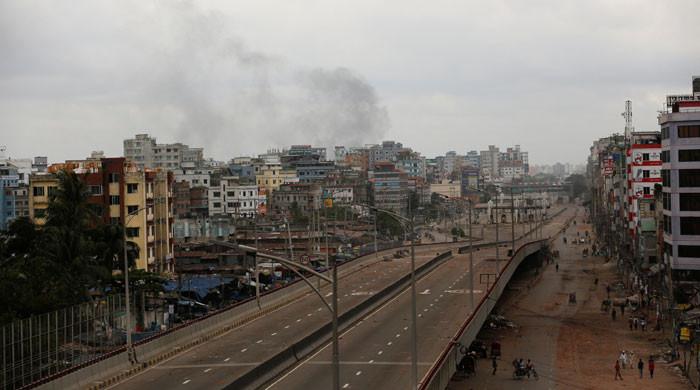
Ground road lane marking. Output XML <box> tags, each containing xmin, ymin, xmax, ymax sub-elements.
<box><xmin>183</xmin><ymin>379</ymin><xmax>191</xmax><ymax>384</ymax></box>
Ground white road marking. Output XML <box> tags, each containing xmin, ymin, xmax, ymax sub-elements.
<box><xmin>240</xmin><ymin>348</ymin><xmax>247</xmax><ymax>353</ymax></box>
<box><xmin>183</xmin><ymin>379</ymin><xmax>191</xmax><ymax>384</ymax></box>
<box><xmin>203</xmin><ymin>368</ymin><xmax>212</xmax><ymax>373</ymax></box>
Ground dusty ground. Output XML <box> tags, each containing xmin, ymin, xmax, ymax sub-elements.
<box><xmin>450</xmin><ymin>210</ymin><xmax>691</xmax><ymax>389</ymax></box>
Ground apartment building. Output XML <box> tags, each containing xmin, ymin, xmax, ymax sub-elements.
<box><xmin>0</xmin><ymin>164</ymin><xmax>21</xmax><ymax>229</ymax></box>
<box><xmin>209</xmin><ymin>176</ymin><xmax>263</xmax><ymax>218</ymax></box>
<box><xmin>255</xmin><ymin>164</ymin><xmax>298</xmax><ymax>192</ymax></box>
<box><xmin>369</xmin><ymin>162</ymin><xmax>408</xmax><ymax>216</ymax></box>
<box><xmin>124</xmin><ymin>133</ymin><xmax>204</xmax><ymax>170</ymax></box>
<box><xmin>270</xmin><ymin>183</ymin><xmax>322</xmax><ymax>216</ymax></box>
<box><xmin>661</xmin><ymin>77</ymin><xmax>700</xmax><ymax>280</ymax></box>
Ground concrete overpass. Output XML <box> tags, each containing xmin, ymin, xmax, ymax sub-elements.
<box><xmin>37</xmin><ymin>207</ymin><xmax>573</xmax><ymax>390</ymax></box>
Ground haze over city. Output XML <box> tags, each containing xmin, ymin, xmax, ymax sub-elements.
<box><xmin>3</xmin><ymin>2</ymin><xmax>700</xmax><ymax>390</ymax></box>
<box><xmin>2</xmin><ymin>1</ymin><xmax>700</xmax><ymax>164</ymax></box>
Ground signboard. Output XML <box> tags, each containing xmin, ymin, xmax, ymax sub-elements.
<box><xmin>603</xmin><ymin>157</ymin><xmax>614</xmax><ymax>176</ymax></box>
<box><xmin>680</xmin><ymin>326</ymin><xmax>692</xmax><ymax>344</ymax></box>
<box><xmin>667</xmin><ymin>94</ymin><xmax>700</xmax><ymax>107</ymax></box>
<box><xmin>324</xmin><ymin>198</ymin><xmax>333</xmax><ymax>208</ymax></box>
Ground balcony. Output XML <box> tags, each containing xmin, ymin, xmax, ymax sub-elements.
<box><xmin>146</xmin><ymin>192</ymin><xmax>154</xmax><ymax>199</ymax></box>
<box><xmin>148</xmin><ymin>235</ymin><xmax>155</xmax><ymax>243</ymax></box>
<box><xmin>147</xmin><ymin>213</ymin><xmax>154</xmax><ymax>221</ymax></box>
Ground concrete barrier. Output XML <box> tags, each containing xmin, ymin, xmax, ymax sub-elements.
<box><xmin>419</xmin><ymin>209</ymin><xmax>574</xmax><ymax>390</ymax></box>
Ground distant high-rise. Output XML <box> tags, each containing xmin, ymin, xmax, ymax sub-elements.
<box><xmin>123</xmin><ymin>133</ymin><xmax>204</xmax><ymax>170</ymax></box>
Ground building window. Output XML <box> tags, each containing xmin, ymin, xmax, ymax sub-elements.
<box><xmin>643</xmin><ymin>187</ymin><xmax>650</xmax><ymax>195</ymax></box>
<box><xmin>661</xmin><ymin>127</ymin><xmax>669</xmax><ymax>140</ymax></box>
<box><xmin>642</xmin><ymin>170</ymin><xmax>650</xmax><ymax>178</ymax></box>
<box><xmin>679</xmin><ymin>169</ymin><xmax>700</xmax><ymax>187</ymax></box>
<box><xmin>126</xmin><ymin>227</ymin><xmax>140</xmax><ymax>238</ymax></box>
<box><xmin>109</xmin><ymin>195</ymin><xmax>120</xmax><ymax>205</ymax></box>
<box><xmin>661</xmin><ymin>150</ymin><xmax>670</xmax><ymax>163</ymax></box>
<box><xmin>662</xmin><ymin>169</ymin><xmax>670</xmax><ymax>187</ymax></box>
<box><xmin>213</xmin><ymin>202</ymin><xmax>221</xmax><ymax>208</ymax></box>
<box><xmin>680</xmin><ymin>193</ymin><xmax>700</xmax><ymax>211</ymax></box>
<box><xmin>47</xmin><ymin>186</ymin><xmax>57</xmax><ymax>197</ymax></box>
<box><xmin>663</xmin><ymin>192</ymin><xmax>671</xmax><ymax>210</ymax></box>
<box><xmin>108</xmin><ymin>173</ymin><xmax>120</xmax><ymax>183</ymax></box>
<box><xmin>127</xmin><ymin>183</ymin><xmax>139</xmax><ymax>193</ymax></box>
<box><xmin>678</xmin><ymin>245</ymin><xmax>700</xmax><ymax>257</ymax></box>
<box><xmin>678</xmin><ymin>149</ymin><xmax>700</xmax><ymax>162</ymax></box>
<box><xmin>90</xmin><ymin>204</ymin><xmax>104</xmax><ymax>217</ymax></box>
<box><xmin>678</xmin><ymin>125</ymin><xmax>700</xmax><ymax>138</ymax></box>
<box><xmin>88</xmin><ymin>185</ymin><xmax>103</xmax><ymax>195</ymax></box>
<box><xmin>110</xmin><ymin>217</ymin><xmax>120</xmax><ymax>225</ymax></box>
<box><xmin>681</xmin><ymin>217</ymin><xmax>700</xmax><ymax>235</ymax></box>
<box><xmin>127</xmin><ymin>205</ymin><xmax>139</xmax><ymax>214</ymax></box>
<box><xmin>33</xmin><ymin>186</ymin><xmax>45</xmax><ymax>197</ymax></box>
<box><xmin>34</xmin><ymin>209</ymin><xmax>46</xmax><ymax>218</ymax></box>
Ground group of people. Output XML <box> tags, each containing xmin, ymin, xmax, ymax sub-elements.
<box><xmin>615</xmin><ymin>355</ymin><xmax>655</xmax><ymax>380</ymax></box>
<box><xmin>511</xmin><ymin>358</ymin><xmax>538</xmax><ymax>379</ymax></box>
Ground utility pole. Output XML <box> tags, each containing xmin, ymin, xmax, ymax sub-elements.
<box><xmin>510</xmin><ymin>188</ymin><xmax>515</xmax><ymax>254</ymax></box>
<box><xmin>254</xmin><ymin>215</ymin><xmax>260</xmax><ymax>309</ymax></box>
<box><xmin>410</xmin><ymin>219</ymin><xmax>418</xmax><ymax>390</ymax></box>
<box><xmin>332</xmin><ymin>252</ymin><xmax>339</xmax><ymax>390</ymax></box>
<box><xmin>495</xmin><ymin>197</ymin><xmax>500</xmax><ymax>275</ymax></box>
<box><xmin>468</xmin><ymin>200</ymin><xmax>474</xmax><ymax>309</ymax></box>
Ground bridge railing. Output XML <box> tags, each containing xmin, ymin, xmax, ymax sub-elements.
<box><xmin>419</xmin><ymin>210</ymin><xmax>574</xmax><ymax>390</ymax></box>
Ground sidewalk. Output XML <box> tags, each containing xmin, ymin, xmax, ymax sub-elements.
<box><xmin>450</xmin><ymin>216</ymin><xmax>691</xmax><ymax>389</ymax></box>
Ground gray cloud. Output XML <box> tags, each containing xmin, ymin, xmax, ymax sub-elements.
<box><xmin>1</xmin><ymin>0</ymin><xmax>699</xmax><ymax>164</ymax></box>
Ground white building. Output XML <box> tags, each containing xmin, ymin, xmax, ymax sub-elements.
<box><xmin>123</xmin><ymin>133</ymin><xmax>204</xmax><ymax>170</ymax></box>
<box><xmin>209</xmin><ymin>177</ymin><xmax>263</xmax><ymax>218</ymax></box>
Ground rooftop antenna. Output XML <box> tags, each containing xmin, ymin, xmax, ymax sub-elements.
<box><xmin>622</xmin><ymin>100</ymin><xmax>634</xmax><ymax>140</ymax></box>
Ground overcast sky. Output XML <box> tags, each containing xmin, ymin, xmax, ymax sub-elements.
<box><xmin>1</xmin><ymin>1</ymin><xmax>699</xmax><ymax>165</ymax></box>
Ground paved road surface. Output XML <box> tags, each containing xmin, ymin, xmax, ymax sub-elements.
<box><xmin>107</xmin><ymin>207</ymin><xmax>565</xmax><ymax>390</ymax></box>
<box><xmin>265</xmin><ymin>208</ymin><xmax>574</xmax><ymax>390</ymax></box>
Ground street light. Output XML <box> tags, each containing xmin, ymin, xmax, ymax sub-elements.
<box><xmin>122</xmin><ymin>203</ymin><xmax>156</xmax><ymax>364</ymax></box>
<box><xmin>357</xmin><ymin>203</ymin><xmax>418</xmax><ymax>390</ymax></box>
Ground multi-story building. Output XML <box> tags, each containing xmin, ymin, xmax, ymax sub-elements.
<box><xmin>369</xmin><ymin>162</ymin><xmax>408</xmax><ymax>216</ymax></box>
<box><xmin>270</xmin><ymin>183</ymin><xmax>322</xmax><ymax>216</ymax></box>
<box><xmin>285</xmin><ymin>145</ymin><xmax>327</xmax><ymax>161</ymax></box>
<box><xmin>499</xmin><ymin>160</ymin><xmax>525</xmax><ymax>182</ymax></box>
<box><xmin>480</xmin><ymin>145</ymin><xmax>500</xmax><ymax>182</ymax></box>
<box><xmin>395</xmin><ymin>150</ymin><xmax>426</xmax><ymax>179</ymax></box>
<box><xmin>28</xmin><ymin>158</ymin><xmax>174</xmax><ymax>272</ymax></box>
<box><xmin>460</xmin><ymin>167</ymin><xmax>480</xmax><ymax>195</ymax></box>
<box><xmin>123</xmin><ymin>133</ymin><xmax>204</xmax><ymax>170</ymax></box>
<box><xmin>661</xmin><ymin>77</ymin><xmax>700</xmax><ymax>283</ymax></box>
<box><xmin>430</xmin><ymin>180</ymin><xmax>461</xmax><ymax>198</ymax></box>
<box><xmin>255</xmin><ymin>164</ymin><xmax>298</xmax><ymax>192</ymax></box>
<box><xmin>500</xmin><ymin>145</ymin><xmax>529</xmax><ymax>175</ymax></box>
<box><xmin>368</xmin><ymin>141</ymin><xmax>407</xmax><ymax>168</ymax></box>
<box><xmin>0</xmin><ymin>164</ymin><xmax>21</xmax><ymax>229</ymax></box>
<box><xmin>464</xmin><ymin>151</ymin><xmax>481</xmax><ymax>169</ymax></box>
<box><xmin>322</xmin><ymin>186</ymin><xmax>354</xmax><ymax>205</ymax></box>
<box><xmin>209</xmin><ymin>176</ymin><xmax>263</xmax><ymax>218</ymax></box>
<box><xmin>294</xmin><ymin>160</ymin><xmax>336</xmax><ymax>183</ymax></box>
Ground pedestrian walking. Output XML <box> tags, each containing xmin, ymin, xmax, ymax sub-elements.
<box><xmin>637</xmin><ymin>358</ymin><xmax>644</xmax><ymax>378</ymax></box>
<box><xmin>628</xmin><ymin>317</ymin><xmax>633</xmax><ymax>331</ymax></box>
<box><xmin>612</xmin><ymin>308</ymin><xmax>617</xmax><ymax>321</ymax></box>
<box><xmin>641</xmin><ymin>318</ymin><xmax>646</xmax><ymax>332</ymax></box>
<box><xmin>620</xmin><ymin>304</ymin><xmax>625</xmax><ymax>316</ymax></box>
<box><xmin>556</xmin><ymin>263</ymin><xmax>559</xmax><ymax>272</ymax></box>
<box><xmin>634</xmin><ymin>318</ymin><xmax>638</xmax><ymax>330</ymax></box>
<box><xmin>648</xmin><ymin>357</ymin><xmax>655</xmax><ymax>378</ymax></box>
<box><xmin>492</xmin><ymin>356</ymin><xmax>497</xmax><ymax>375</ymax></box>
<box><xmin>606</xmin><ymin>284</ymin><xmax>611</xmax><ymax>298</ymax></box>
<box><xmin>615</xmin><ymin>360</ymin><xmax>623</xmax><ymax>380</ymax></box>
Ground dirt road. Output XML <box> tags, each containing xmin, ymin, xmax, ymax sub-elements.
<box><xmin>450</xmin><ymin>213</ymin><xmax>690</xmax><ymax>389</ymax></box>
